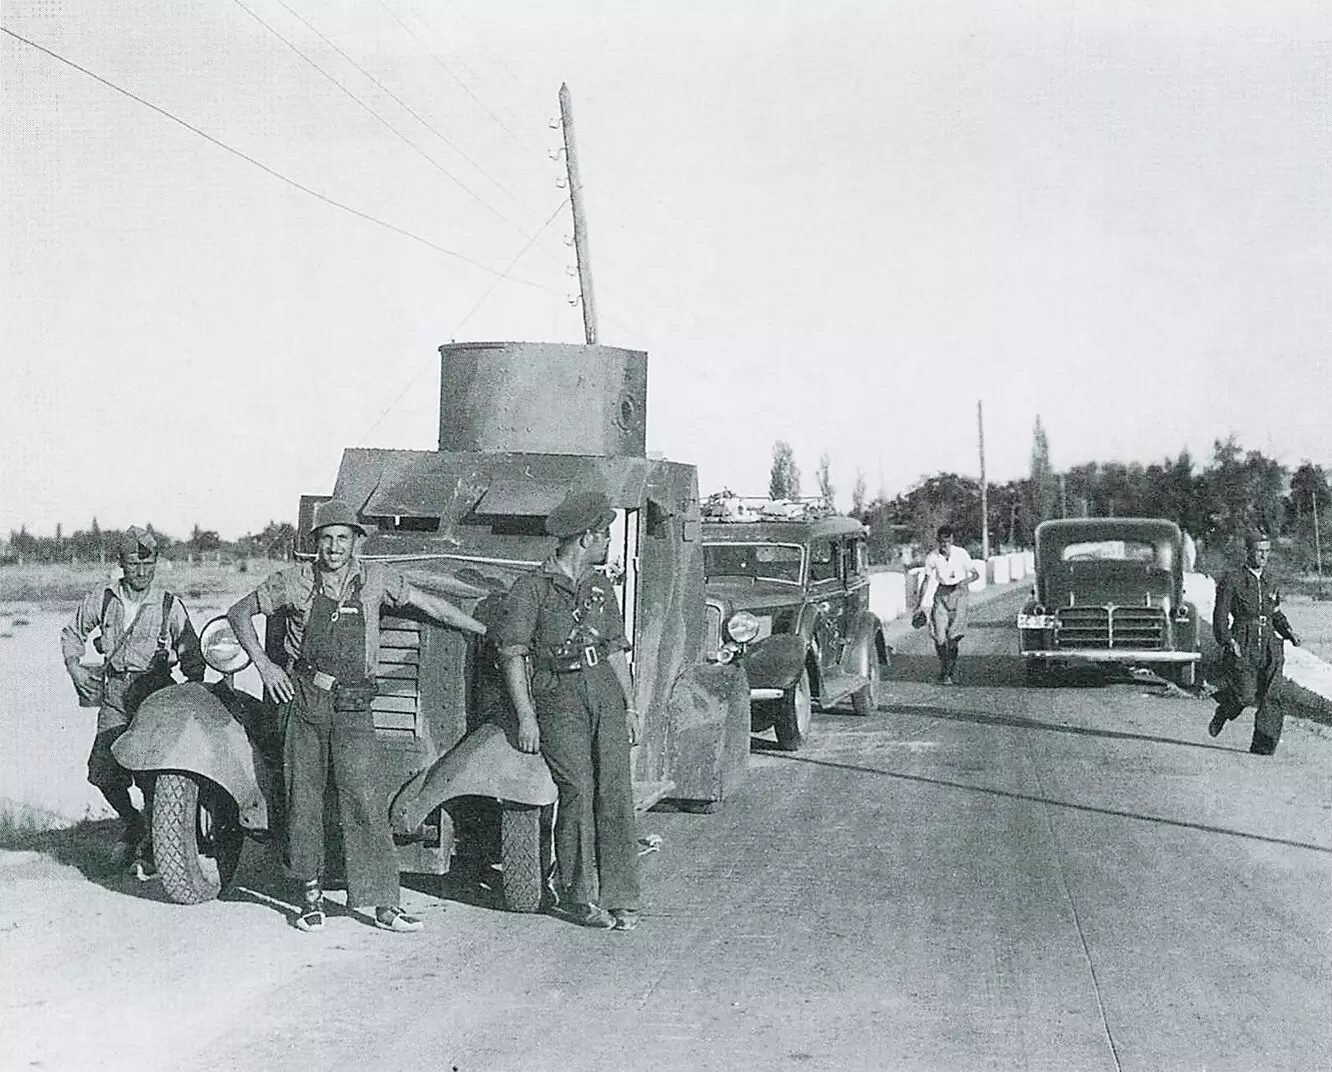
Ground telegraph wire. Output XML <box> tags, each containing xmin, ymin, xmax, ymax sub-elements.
<box><xmin>0</xmin><ymin>25</ymin><xmax>560</xmax><ymax>292</ymax></box>
<box><xmin>262</xmin><ymin>0</ymin><xmax>538</xmax><ymax>221</ymax></box>
<box><xmin>353</xmin><ymin>196</ymin><xmax>572</xmax><ymax>451</ymax></box>
<box><xmin>229</xmin><ymin>0</ymin><xmax>534</xmax><ymax>238</ymax></box>
<box><xmin>377</xmin><ymin>0</ymin><xmax>531</xmax><ymax>149</ymax></box>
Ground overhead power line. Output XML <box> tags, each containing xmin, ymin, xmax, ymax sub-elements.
<box><xmin>1</xmin><ymin>25</ymin><xmax>560</xmax><ymax>293</ymax></box>
<box><xmin>229</xmin><ymin>0</ymin><xmax>533</xmax><ymax>238</ymax></box>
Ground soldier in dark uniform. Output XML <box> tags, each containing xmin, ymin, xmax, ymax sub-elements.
<box><xmin>496</xmin><ymin>490</ymin><xmax>641</xmax><ymax>932</ymax></box>
<box><xmin>1208</xmin><ymin>530</ymin><xmax>1303</xmax><ymax>754</ymax></box>
<box><xmin>227</xmin><ymin>500</ymin><xmax>488</xmax><ymax>932</ymax></box>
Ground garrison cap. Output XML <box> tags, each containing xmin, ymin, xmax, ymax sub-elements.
<box><xmin>310</xmin><ymin>499</ymin><xmax>366</xmax><ymax>536</ymax></box>
<box><xmin>1244</xmin><ymin>528</ymin><xmax>1271</xmax><ymax>551</ymax></box>
<box><xmin>546</xmin><ymin>491</ymin><xmax>615</xmax><ymax>538</ymax></box>
<box><xmin>118</xmin><ymin>526</ymin><xmax>158</xmax><ymax>561</ymax></box>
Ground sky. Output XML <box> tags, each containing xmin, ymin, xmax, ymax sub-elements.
<box><xmin>2</xmin><ymin>0</ymin><xmax>1329</xmax><ymax>540</ymax></box>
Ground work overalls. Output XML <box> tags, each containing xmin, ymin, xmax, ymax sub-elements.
<box><xmin>282</xmin><ymin>576</ymin><xmax>399</xmax><ymax>908</ymax></box>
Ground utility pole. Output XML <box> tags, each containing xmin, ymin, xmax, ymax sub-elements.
<box><xmin>1314</xmin><ymin>490</ymin><xmax>1325</xmax><ymax>598</ymax></box>
<box><xmin>559</xmin><ymin>83</ymin><xmax>597</xmax><ymax>345</ymax></box>
<box><xmin>977</xmin><ymin>400</ymin><xmax>989</xmax><ymax>559</ymax></box>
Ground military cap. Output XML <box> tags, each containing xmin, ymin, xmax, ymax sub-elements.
<box><xmin>546</xmin><ymin>491</ymin><xmax>615</xmax><ymax>538</ymax></box>
<box><xmin>310</xmin><ymin>499</ymin><xmax>366</xmax><ymax>535</ymax></box>
<box><xmin>1243</xmin><ymin>528</ymin><xmax>1271</xmax><ymax>551</ymax></box>
<box><xmin>118</xmin><ymin>526</ymin><xmax>158</xmax><ymax>561</ymax></box>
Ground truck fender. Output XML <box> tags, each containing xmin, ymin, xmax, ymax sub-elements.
<box><xmin>839</xmin><ymin>610</ymin><xmax>885</xmax><ymax>678</ymax></box>
<box><xmin>741</xmin><ymin>634</ymin><xmax>809</xmax><ymax>692</ymax></box>
<box><xmin>111</xmin><ymin>682</ymin><xmax>268</xmax><ymax>829</ymax></box>
<box><xmin>390</xmin><ymin>722</ymin><xmax>557</xmax><ymax>836</ymax></box>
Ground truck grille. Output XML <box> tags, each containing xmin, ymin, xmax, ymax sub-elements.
<box><xmin>375</xmin><ymin>615</ymin><xmax>420</xmax><ymax>737</ymax></box>
<box><xmin>1055</xmin><ymin>606</ymin><xmax>1166</xmax><ymax>650</ymax></box>
<box><xmin>705</xmin><ymin>601</ymin><xmax>723</xmax><ymax>653</ymax></box>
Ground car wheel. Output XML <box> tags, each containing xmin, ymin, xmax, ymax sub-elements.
<box><xmin>499</xmin><ymin>802</ymin><xmax>548</xmax><ymax>913</ymax></box>
<box><xmin>153</xmin><ymin>772</ymin><xmax>243</xmax><ymax>905</ymax></box>
<box><xmin>773</xmin><ymin>669</ymin><xmax>813</xmax><ymax>751</ymax></box>
<box><xmin>851</xmin><ymin>647</ymin><xmax>881</xmax><ymax>715</ymax></box>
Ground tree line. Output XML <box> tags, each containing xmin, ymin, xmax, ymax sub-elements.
<box><xmin>766</xmin><ymin>427</ymin><xmax>1330</xmax><ymax>571</ymax></box>
<box><xmin>2</xmin><ymin>519</ymin><xmax>297</xmax><ymax>566</ymax></box>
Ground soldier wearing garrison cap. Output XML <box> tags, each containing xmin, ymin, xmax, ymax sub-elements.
<box><xmin>1209</xmin><ymin>528</ymin><xmax>1303</xmax><ymax>753</ymax></box>
<box><xmin>61</xmin><ymin>525</ymin><xmax>205</xmax><ymax>875</ymax></box>
<box><xmin>227</xmin><ymin>498</ymin><xmax>487</xmax><ymax>933</ymax></box>
<box><xmin>496</xmin><ymin>489</ymin><xmax>642</xmax><ymax>931</ymax></box>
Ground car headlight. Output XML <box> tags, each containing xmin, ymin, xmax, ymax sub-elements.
<box><xmin>726</xmin><ymin>611</ymin><xmax>761</xmax><ymax>644</ymax></box>
<box><xmin>200</xmin><ymin>615</ymin><xmax>252</xmax><ymax>675</ymax></box>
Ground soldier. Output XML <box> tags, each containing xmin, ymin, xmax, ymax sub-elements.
<box><xmin>496</xmin><ymin>490</ymin><xmax>641</xmax><ymax>932</ymax></box>
<box><xmin>913</xmin><ymin>524</ymin><xmax>981</xmax><ymax>685</ymax></box>
<box><xmin>1209</xmin><ymin>530</ymin><xmax>1302</xmax><ymax>754</ymax></box>
<box><xmin>226</xmin><ymin>500</ymin><xmax>487</xmax><ymax>933</ymax></box>
<box><xmin>61</xmin><ymin>526</ymin><xmax>205</xmax><ymax>875</ymax></box>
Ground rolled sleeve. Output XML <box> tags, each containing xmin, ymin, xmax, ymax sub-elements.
<box><xmin>496</xmin><ymin>574</ymin><xmax>541</xmax><ymax>658</ymax></box>
<box><xmin>255</xmin><ymin>567</ymin><xmax>298</xmax><ymax>617</ymax></box>
<box><xmin>61</xmin><ymin>588</ymin><xmax>104</xmax><ymax>665</ymax></box>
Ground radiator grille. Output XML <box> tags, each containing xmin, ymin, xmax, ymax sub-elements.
<box><xmin>705</xmin><ymin>601</ymin><xmax>723</xmax><ymax>654</ymax></box>
<box><xmin>374</xmin><ymin>615</ymin><xmax>420</xmax><ymax>737</ymax></box>
<box><xmin>1055</xmin><ymin>606</ymin><xmax>1166</xmax><ymax>650</ymax></box>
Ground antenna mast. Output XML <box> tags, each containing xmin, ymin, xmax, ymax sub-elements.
<box><xmin>560</xmin><ymin>83</ymin><xmax>598</xmax><ymax>344</ymax></box>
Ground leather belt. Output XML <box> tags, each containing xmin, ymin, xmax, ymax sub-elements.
<box><xmin>294</xmin><ymin>664</ymin><xmax>338</xmax><ymax>691</ymax></box>
<box><xmin>536</xmin><ymin>646</ymin><xmax>607</xmax><ymax>674</ymax></box>
<box><xmin>1236</xmin><ymin>615</ymin><xmax>1270</xmax><ymax>626</ymax></box>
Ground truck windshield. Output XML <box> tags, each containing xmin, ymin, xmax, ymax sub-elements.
<box><xmin>703</xmin><ymin>543</ymin><xmax>804</xmax><ymax>584</ymax></box>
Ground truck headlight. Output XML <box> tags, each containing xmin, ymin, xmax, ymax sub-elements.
<box><xmin>726</xmin><ymin>611</ymin><xmax>761</xmax><ymax>644</ymax></box>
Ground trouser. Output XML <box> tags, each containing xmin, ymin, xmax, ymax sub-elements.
<box><xmin>930</xmin><ymin>584</ymin><xmax>969</xmax><ymax>675</ymax></box>
<box><xmin>88</xmin><ymin>676</ymin><xmax>154</xmax><ymax>835</ymax></box>
<box><xmin>534</xmin><ymin>665</ymin><xmax>640</xmax><ymax>911</ymax></box>
<box><xmin>1214</xmin><ymin>643</ymin><xmax>1285</xmax><ymax>749</ymax></box>
<box><xmin>282</xmin><ymin>676</ymin><xmax>399</xmax><ymax>908</ymax></box>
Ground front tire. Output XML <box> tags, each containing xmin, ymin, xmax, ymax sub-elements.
<box><xmin>773</xmin><ymin>669</ymin><xmax>813</xmax><ymax>751</ymax></box>
<box><xmin>851</xmin><ymin>645</ymin><xmax>882</xmax><ymax>715</ymax></box>
<box><xmin>499</xmin><ymin>803</ymin><xmax>546</xmax><ymax>913</ymax></box>
<box><xmin>153</xmin><ymin>773</ymin><xmax>243</xmax><ymax>905</ymax></box>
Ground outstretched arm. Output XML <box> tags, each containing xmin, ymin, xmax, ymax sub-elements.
<box><xmin>405</xmin><ymin>586</ymin><xmax>487</xmax><ymax>636</ymax></box>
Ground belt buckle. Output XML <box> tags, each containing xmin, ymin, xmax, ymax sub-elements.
<box><xmin>311</xmin><ymin>670</ymin><xmax>336</xmax><ymax>691</ymax></box>
<box><xmin>583</xmin><ymin>645</ymin><xmax>600</xmax><ymax>668</ymax></box>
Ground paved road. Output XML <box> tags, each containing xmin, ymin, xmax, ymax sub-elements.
<box><xmin>8</xmin><ymin>586</ymin><xmax>1330</xmax><ymax>1072</ymax></box>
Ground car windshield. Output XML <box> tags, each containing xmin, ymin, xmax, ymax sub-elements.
<box><xmin>703</xmin><ymin>542</ymin><xmax>804</xmax><ymax>584</ymax></box>
<box><xmin>1060</xmin><ymin>539</ymin><xmax>1161</xmax><ymax>565</ymax></box>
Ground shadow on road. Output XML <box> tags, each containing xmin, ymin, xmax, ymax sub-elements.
<box><xmin>889</xmin><ymin>653</ymin><xmax>1143</xmax><ymax>689</ymax></box>
<box><xmin>767</xmin><ymin>751</ymin><xmax>1332</xmax><ymax>855</ymax></box>
<box><xmin>886</xmin><ymin>702</ymin><xmax>1233</xmax><ymax>754</ymax></box>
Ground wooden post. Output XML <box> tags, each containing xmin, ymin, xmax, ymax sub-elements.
<box><xmin>559</xmin><ymin>83</ymin><xmax>597</xmax><ymax>345</ymax></box>
<box><xmin>1314</xmin><ymin>490</ymin><xmax>1325</xmax><ymax>597</ymax></box>
<box><xmin>978</xmin><ymin>400</ymin><xmax>989</xmax><ymax>559</ymax></box>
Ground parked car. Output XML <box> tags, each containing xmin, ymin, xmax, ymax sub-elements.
<box><xmin>1018</xmin><ymin>517</ymin><xmax>1201</xmax><ymax>686</ymax></box>
<box><xmin>702</xmin><ymin>499</ymin><xmax>888</xmax><ymax>750</ymax></box>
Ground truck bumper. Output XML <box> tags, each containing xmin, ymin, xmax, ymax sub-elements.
<box><xmin>1024</xmin><ymin>649</ymin><xmax>1200</xmax><ymax>664</ymax></box>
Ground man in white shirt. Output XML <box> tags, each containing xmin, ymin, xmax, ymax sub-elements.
<box><xmin>914</xmin><ymin>525</ymin><xmax>980</xmax><ymax>684</ymax></box>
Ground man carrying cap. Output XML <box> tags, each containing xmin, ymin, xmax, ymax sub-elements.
<box><xmin>227</xmin><ymin>499</ymin><xmax>488</xmax><ymax>933</ymax></box>
<box><xmin>913</xmin><ymin>524</ymin><xmax>981</xmax><ymax>685</ymax></box>
<box><xmin>61</xmin><ymin>525</ymin><xmax>205</xmax><ymax>874</ymax></box>
<box><xmin>496</xmin><ymin>490</ymin><xmax>642</xmax><ymax>932</ymax></box>
<box><xmin>1209</xmin><ymin>529</ymin><xmax>1303</xmax><ymax>754</ymax></box>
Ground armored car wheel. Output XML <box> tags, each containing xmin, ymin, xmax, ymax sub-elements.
<box><xmin>773</xmin><ymin>669</ymin><xmax>813</xmax><ymax>751</ymax></box>
<box><xmin>499</xmin><ymin>802</ymin><xmax>547</xmax><ymax>913</ymax></box>
<box><xmin>153</xmin><ymin>773</ymin><xmax>244</xmax><ymax>905</ymax></box>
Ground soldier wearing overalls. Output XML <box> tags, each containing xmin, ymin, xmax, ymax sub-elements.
<box><xmin>1208</xmin><ymin>530</ymin><xmax>1302</xmax><ymax>754</ymax></box>
<box><xmin>227</xmin><ymin>500</ymin><xmax>487</xmax><ymax>932</ymax></box>
<box><xmin>497</xmin><ymin>491</ymin><xmax>641</xmax><ymax>932</ymax></box>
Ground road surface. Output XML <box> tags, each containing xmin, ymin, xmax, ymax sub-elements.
<box><xmin>3</xmin><ymin>585</ymin><xmax>1329</xmax><ymax>1072</ymax></box>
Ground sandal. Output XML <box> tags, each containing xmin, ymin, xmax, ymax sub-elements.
<box><xmin>553</xmin><ymin>902</ymin><xmax>616</xmax><ymax>929</ymax></box>
<box><xmin>375</xmin><ymin>906</ymin><xmax>424</xmax><ymax>933</ymax></box>
<box><xmin>295</xmin><ymin>881</ymin><xmax>325</xmax><ymax>932</ymax></box>
<box><xmin>610</xmin><ymin>909</ymin><xmax>639</xmax><ymax>932</ymax></box>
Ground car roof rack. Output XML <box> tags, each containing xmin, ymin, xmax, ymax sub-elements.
<box><xmin>701</xmin><ymin>492</ymin><xmax>835</xmax><ymax>523</ymax></box>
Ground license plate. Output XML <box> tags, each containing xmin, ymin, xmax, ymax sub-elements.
<box><xmin>1018</xmin><ymin>614</ymin><xmax>1057</xmax><ymax>630</ymax></box>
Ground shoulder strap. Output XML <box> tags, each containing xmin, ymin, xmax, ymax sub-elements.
<box><xmin>157</xmin><ymin>591</ymin><xmax>174</xmax><ymax>651</ymax></box>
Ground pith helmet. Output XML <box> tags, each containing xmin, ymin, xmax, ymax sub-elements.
<box><xmin>546</xmin><ymin>491</ymin><xmax>615</xmax><ymax>538</ymax></box>
<box><xmin>310</xmin><ymin>499</ymin><xmax>366</xmax><ymax>536</ymax></box>
<box><xmin>118</xmin><ymin>525</ymin><xmax>158</xmax><ymax>562</ymax></box>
